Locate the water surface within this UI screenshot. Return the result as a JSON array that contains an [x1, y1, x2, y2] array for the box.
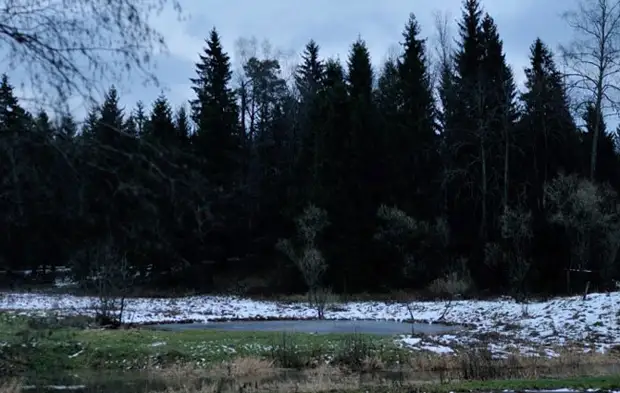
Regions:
[[150, 319, 461, 335]]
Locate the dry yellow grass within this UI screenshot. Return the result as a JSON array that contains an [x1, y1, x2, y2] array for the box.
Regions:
[[0, 380, 20, 393], [217, 356, 277, 379], [402, 346, 620, 382], [163, 363, 359, 393], [3, 348, 618, 393], [152, 348, 620, 393]]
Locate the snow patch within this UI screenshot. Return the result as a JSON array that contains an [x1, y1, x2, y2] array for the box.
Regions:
[[2, 291, 620, 357]]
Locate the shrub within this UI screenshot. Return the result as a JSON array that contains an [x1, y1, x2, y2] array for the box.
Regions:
[[428, 270, 472, 298], [277, 204, 330, 319], [375, 205, 451, 286], [544, 174, 620, 290]]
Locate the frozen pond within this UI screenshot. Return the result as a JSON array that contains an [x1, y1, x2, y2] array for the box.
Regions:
[[149, 319, 462, 335]]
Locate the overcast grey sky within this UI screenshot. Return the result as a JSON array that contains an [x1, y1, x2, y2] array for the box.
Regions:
[[12, 0, 581, 120]]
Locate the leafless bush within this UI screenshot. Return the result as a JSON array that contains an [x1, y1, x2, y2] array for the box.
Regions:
[[429, 258, 473, 321], [72, 238, 133, 327], [277, 204, 329, 319], [428, 270, 472, 298]]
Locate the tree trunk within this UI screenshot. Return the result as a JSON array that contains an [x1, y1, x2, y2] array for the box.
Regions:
[[480, 139, 488, 241], [503, 120, 510, 211], [590, 91, 603, 180]]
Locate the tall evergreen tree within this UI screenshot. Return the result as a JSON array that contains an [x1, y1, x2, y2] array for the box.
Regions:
[[147, 94, 177, 144], [295, 40, 326, 204], [175, 106, 191, 142], [81, 107, 99, 137], [190, 28, 241, 187], [520, 38, 581, 220], [0, 75, 27, 131], [479, 14, 518, 217], [394, 13, 440, 220], [443, 0, 520, 285], [443, 0, 486, 258], [336, 38, 383, 290], [95, 86, 124, 147], [295, 40, 325, 100]]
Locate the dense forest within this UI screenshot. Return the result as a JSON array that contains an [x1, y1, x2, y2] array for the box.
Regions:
[[1, 0, 619, 298]]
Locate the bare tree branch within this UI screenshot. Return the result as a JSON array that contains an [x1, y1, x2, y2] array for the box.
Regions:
[[1, 0, 182, 114], [560, 0, 620, 179]]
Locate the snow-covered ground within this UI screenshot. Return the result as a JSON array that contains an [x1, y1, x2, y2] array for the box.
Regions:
[[1, 290, 619, 356]]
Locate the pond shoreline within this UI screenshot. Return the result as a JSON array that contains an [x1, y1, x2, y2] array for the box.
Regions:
[[146, 319, 463, 336]]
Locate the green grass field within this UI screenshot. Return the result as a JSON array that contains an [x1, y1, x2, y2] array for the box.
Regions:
[[2, 312, 620, 393], [0, 313, 406, 373]]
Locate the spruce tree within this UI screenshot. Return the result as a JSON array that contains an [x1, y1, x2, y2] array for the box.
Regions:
[[295, 40, 325, 100], [343, 38, 383, 290], [123, 115, 138, 137], [147, 94, 176, 144], [395, 13, 439, 219], [81, 107, 99, 136], [295, 40, 326, 204], [175, 106, 191, 142], [479, 14, 518, 213], [520, 38, 581, 217], [34, 110, 54, 135], [95, 86, 124, 147], [320, 59, 350, 203], [375, 60, 401, 178], [57, 114, 78, 139], [190, 28, 241, 187], [0, 75, 28, 131], [444, 0, 520, 283], [443, 0, 486, 253]]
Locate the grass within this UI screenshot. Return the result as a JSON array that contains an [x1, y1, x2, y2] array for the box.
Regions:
[[3, 365, 620, 393], [2, 312, 620, 392], [434, 375, 620, 391], [0, 313, 405, 374]]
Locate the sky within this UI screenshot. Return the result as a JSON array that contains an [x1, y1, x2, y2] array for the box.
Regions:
[[9, 0, 580, 122]]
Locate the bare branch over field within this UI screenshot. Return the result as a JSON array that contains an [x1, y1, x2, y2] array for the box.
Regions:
[[0, 0, 182, 113]]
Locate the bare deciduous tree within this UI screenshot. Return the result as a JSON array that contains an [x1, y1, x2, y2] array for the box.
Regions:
[[560, 0, 620, 179], [277, 204, 330, 319], [72, 238, 134, 327], [431, 9, 453, 97], [2, 0, 182, 113]]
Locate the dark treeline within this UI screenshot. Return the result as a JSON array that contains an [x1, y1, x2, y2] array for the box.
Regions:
[[2, 0, 620, 297]]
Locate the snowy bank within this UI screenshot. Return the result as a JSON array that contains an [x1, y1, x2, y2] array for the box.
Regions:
[[1, 290, 619, 356]]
